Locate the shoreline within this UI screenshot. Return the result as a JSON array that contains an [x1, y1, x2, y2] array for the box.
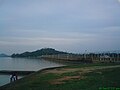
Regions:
[[0, 63, 120, 90], [0, 65, 65, 88], [0, 70, 35, 75]]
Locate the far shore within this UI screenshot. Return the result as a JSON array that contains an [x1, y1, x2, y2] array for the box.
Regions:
[[0, 70, 35, 75]]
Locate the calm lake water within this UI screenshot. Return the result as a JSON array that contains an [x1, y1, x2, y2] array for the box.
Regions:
[[0, 57, 64, 86]]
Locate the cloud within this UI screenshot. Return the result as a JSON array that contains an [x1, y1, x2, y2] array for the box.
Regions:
[[0, 33, 95, 46], [0, 0, 120, 54], [118, 0, 120, 3]]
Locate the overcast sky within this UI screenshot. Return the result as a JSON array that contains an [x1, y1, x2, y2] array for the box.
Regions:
[[0, 0, 120, 54]]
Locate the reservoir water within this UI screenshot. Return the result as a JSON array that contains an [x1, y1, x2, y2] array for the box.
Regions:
[[0, 57, 64, 86]]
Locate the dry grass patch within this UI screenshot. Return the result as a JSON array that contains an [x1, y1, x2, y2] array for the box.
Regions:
[[49, 75, 85, 85], [44, 68, 79, 74]]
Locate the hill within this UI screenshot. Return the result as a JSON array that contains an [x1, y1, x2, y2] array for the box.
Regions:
[[0, 53, 9, 57], [11, 48, 67, 58]]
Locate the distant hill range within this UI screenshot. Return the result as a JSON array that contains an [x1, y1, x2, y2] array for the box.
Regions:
[[11, 48, 68, 58], [0, 53, 9, 57]]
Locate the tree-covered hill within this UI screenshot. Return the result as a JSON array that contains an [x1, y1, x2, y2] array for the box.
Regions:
[[11, 48, 67, 58]]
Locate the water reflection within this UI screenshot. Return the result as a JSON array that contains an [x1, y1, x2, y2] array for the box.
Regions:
[[0, 57, 64, 71]]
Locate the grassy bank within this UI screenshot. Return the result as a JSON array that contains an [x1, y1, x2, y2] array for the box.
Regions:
[[0, 63, 120, 90]]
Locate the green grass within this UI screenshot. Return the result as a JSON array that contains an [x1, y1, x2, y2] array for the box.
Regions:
[[1, 63, 120, 90], [65, 63, 120, 68]]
